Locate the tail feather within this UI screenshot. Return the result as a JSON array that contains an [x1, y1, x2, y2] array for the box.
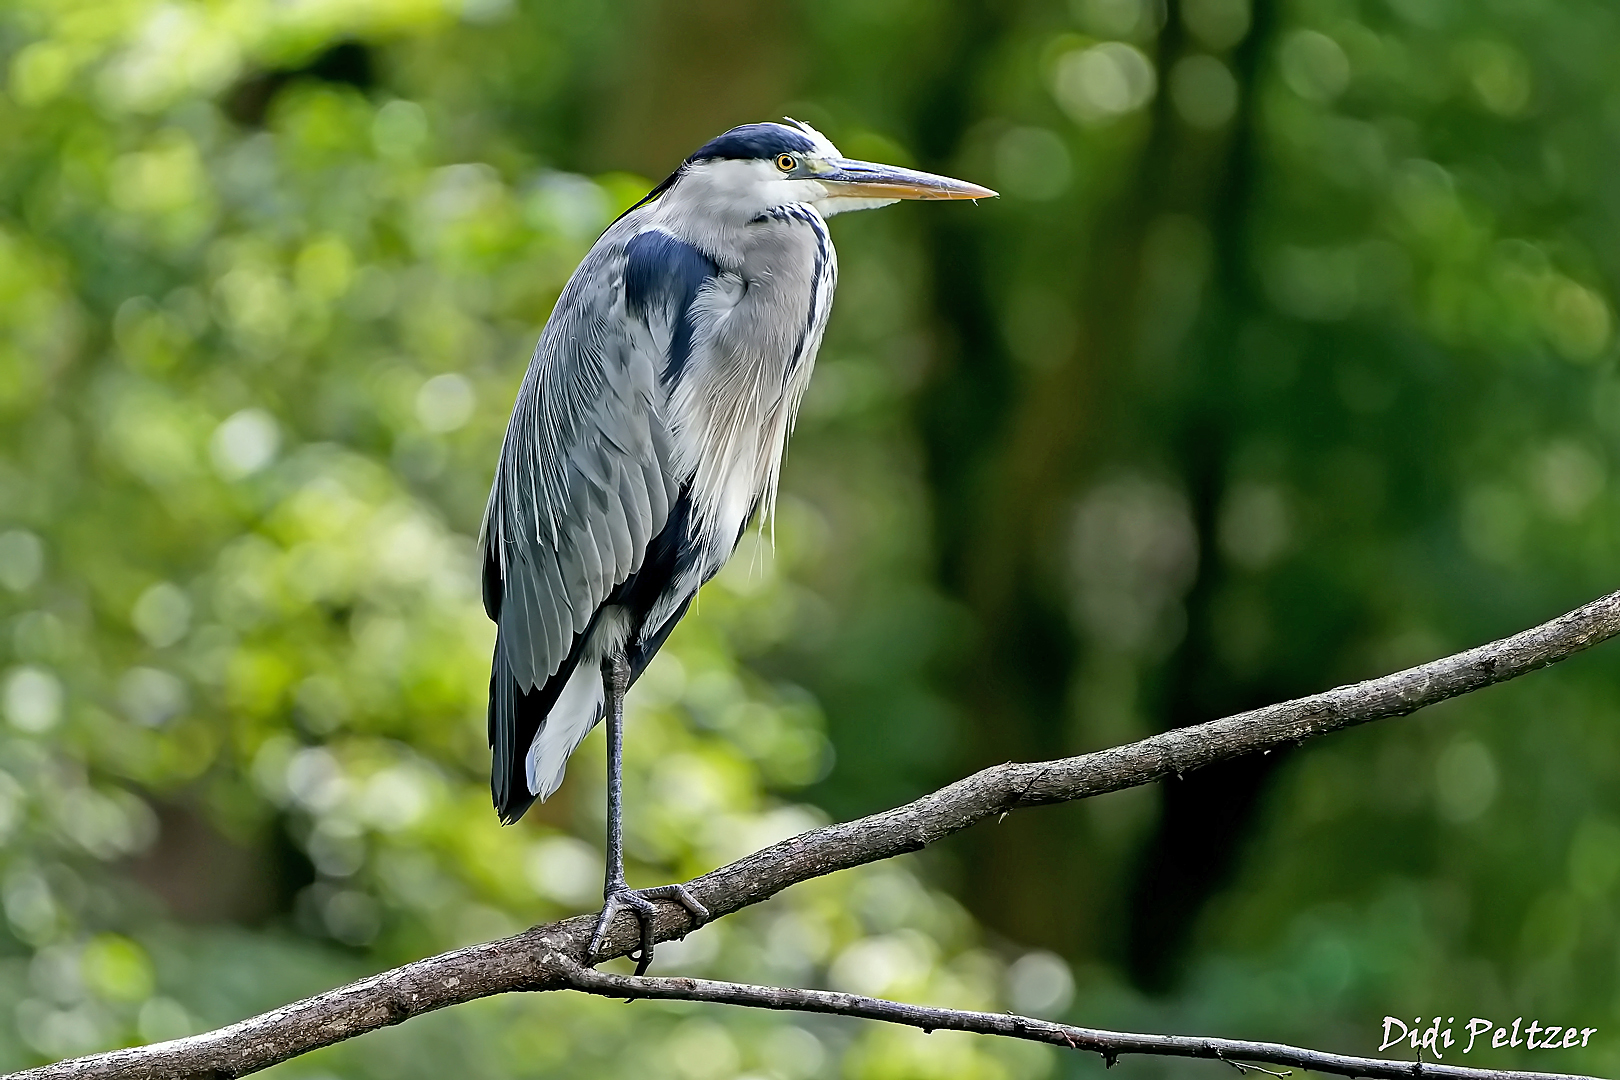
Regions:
[[526, 661, 604, 802], [489, 582, 695, 825], [489, 636, 580, 824]]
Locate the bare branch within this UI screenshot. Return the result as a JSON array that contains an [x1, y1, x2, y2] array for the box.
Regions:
[[11, 589, 1620, 1080], [559, 960, 1603, 1080]]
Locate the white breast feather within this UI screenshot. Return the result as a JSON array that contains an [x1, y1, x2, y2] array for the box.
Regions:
[[666, 208, 835, 567]]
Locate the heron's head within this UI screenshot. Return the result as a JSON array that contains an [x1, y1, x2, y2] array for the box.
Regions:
[[654, 120, 996, 222]]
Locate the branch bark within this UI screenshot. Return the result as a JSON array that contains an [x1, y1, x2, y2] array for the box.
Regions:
[[12, 589, 1620, 1080], [561, 960, 1602, 1080]]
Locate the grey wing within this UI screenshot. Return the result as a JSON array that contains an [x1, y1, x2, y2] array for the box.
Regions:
[[481, 236, 679, 819]]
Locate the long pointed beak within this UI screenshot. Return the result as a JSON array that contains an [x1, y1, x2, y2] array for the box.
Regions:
[[818, 159, 997, 201]]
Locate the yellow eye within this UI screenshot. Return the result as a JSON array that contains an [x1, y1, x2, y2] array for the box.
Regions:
[[775, 154, 796, 172]]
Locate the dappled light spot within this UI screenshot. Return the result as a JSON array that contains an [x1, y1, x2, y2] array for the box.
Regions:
[[8, 41, 76, 107], [765, 910, 834, 979], [1541, 278, 1611, 361], [764, 1026, 827, 1080], [643, 919, 723, 976], [1389, 158, 1462, 239], [526, 173, 615, 241], [668, 1019, 741, 1080], [322, 887, 382, 946], [1434, 737, 1497, 824], [293, 675, 351, 734], [993, 127, 1072, 201], [1170, 54, 1239, 130], [131, 581, 192, 648], [209, 408, 280, 479], [415, 372, 476, 432], [306, 819, 367, 878], [294, 235, 355, 302], [136, 997, 194, 1044], [1182, 0, 1251, 51], [1459, 40, 1531, 117], [225, 41, 375, 128], [1052, 42, 1158, 126], [110, 131, 208, 218], [0, 529, 45, 592], [118, 667, 188, 728], [1006, 950, 1075, 1017], [81, 934, 155, 1004], [4, 665, 62, 734], [3, 869, 58, 944], [98, 4, 245, 115], [526, 834, 601, 909], [372, 99, 429, 160], [829, 932, 937, 998], [0, 771, 23, 844], [1533, 440, 1605, 519], [214, 265, 293, 357], [55, 786, 159, 861], [1278, 30, 1351, 103], [285, 746, 349, 814], [106, 389, 204, 488], [359, 765, 435, 831], [1217, 481, 1292, 571], [1073, 0, 1162, 40], [1264, 245, 1359, 321]]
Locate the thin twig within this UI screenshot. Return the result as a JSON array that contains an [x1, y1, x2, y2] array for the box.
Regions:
[[1219, 1053, 1294, 1079], [9, 590, 1620, 1080], [558, 960, 1600, 1080]]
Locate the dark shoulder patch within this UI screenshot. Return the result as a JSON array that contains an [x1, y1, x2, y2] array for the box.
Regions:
[[688, 122, 815, 163], [624, 230, 718, 386]]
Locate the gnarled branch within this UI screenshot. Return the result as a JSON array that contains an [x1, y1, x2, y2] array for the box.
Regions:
[[11, 589, 1620, 1080], [560, 959, 1601, 1080]]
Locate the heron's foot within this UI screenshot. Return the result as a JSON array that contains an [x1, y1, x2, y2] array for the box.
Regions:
[[588, 883, 709, 975]]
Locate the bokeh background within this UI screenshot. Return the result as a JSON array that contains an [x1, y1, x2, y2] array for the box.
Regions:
[[1, 0, 1619, 1076]]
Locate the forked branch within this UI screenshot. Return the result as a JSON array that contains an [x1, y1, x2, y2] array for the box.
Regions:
[[12, 590, 1620, 1080]]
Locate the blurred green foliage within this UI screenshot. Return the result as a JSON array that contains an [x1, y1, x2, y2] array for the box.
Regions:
[[0, 3, 1040, 1078], [0, 0, 1618, 1078]]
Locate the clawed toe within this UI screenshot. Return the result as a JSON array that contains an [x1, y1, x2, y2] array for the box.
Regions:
[[640, 883, 709, 924], [588, 884, 709, 975]]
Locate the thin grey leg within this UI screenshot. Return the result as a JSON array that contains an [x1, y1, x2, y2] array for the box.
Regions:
[[587, 651, 708, 974], [602, 652, 630, 895]]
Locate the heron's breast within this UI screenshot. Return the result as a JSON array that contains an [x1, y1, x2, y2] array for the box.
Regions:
[[666, 209, 836, 561]]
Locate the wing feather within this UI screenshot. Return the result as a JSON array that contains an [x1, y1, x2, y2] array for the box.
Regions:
[[576, 517, 607, 621], [501, 556, 541, 688], [598, 463, 635, 574], [483, 214, 717, 821]]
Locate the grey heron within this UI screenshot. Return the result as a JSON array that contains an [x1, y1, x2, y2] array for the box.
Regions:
[[480, 119, 994, 970]]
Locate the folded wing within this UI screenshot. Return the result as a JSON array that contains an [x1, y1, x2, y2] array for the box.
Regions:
[[482, 221, 717, 823]]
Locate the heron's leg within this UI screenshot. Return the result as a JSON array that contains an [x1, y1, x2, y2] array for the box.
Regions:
[[587, 651, 708, 974]]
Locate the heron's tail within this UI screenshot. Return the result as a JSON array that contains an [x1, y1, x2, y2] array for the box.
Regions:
[[489, 636, 597, 825], [525, 660, 603, 805], [488, 593, 692, 824]]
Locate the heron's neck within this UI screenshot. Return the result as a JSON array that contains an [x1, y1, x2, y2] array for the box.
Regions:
[[651, 161, 822, 263]]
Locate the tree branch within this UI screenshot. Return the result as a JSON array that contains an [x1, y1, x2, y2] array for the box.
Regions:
[[12, 589, 1620, 1080], [559, 959, 1603, 1080]]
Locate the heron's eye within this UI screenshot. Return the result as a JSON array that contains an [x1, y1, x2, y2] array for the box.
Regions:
[[775, 154, 796, 173]]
